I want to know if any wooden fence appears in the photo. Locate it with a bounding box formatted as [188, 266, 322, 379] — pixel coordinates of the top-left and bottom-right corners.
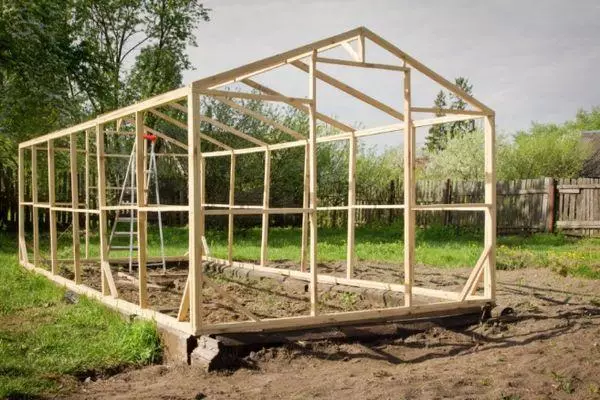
[2, 171, 600, 236]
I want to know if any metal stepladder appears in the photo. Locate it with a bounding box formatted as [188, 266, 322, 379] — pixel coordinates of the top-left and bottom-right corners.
[108, 132, 167, 273]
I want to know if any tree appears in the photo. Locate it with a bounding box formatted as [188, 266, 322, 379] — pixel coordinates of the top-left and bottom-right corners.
[425, 77, 476, 152]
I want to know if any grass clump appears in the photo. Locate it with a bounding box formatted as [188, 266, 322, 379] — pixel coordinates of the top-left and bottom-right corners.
[0, 233, 162, 398]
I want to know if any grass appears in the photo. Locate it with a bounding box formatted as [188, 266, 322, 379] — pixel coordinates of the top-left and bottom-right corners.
[34, 222, 600, 279]
[0, 233, 162, 398]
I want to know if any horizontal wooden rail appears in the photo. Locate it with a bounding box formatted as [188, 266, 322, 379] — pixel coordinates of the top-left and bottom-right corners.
[316, 57, 408, 72]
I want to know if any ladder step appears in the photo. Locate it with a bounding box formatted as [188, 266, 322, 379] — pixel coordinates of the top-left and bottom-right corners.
[116, 217, 137, 222]
[110, 245, 138, 250]
[146, 262, 166, 267]
[114, 231, 137, 236]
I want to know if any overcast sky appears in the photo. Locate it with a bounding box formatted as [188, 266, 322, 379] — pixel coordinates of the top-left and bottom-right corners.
[182, 0, 600, 146]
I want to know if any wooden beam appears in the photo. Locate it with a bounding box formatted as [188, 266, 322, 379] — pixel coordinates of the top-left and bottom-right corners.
[410, 107, 488, 116]
[316, 57, 408, 72]
[413, 114, 483, 128]
[341, 41, 361, 62]
[300, 145, 309, 272]
[143, 126, 188, 150]
[362, 27, 494, 114]
[241, 78, 354, 132]
[228, 154, 236, 265]
[31, 148, 39, 268]
[190, 27, 363, 90]
[198, 115, 267, 147]
[484, 115, 497, 300]
[96, 124, 118, 297]
[47, 140, 58, 275]
[84, 129, 91, 259]
[357, 34, 365, 62]
[18, 148, 27, 264]
[459, 247, 490, 301]
[291, 60, 404, 121]
[346, 131, 357, 279]
[188, 88, 204, 333]
[308, 50, 319, 317]
[218, 97, 306, 140]
[197, 89, 312, 105]
[260, 150, 271, 267]
[403, 70, 414, 307]
[136, 111, 148, 308]
[69, 133, 81, 284]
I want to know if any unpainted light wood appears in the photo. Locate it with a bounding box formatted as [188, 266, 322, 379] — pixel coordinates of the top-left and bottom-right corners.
[308, 50, 319, 316]
[316, 57, 408, 72]
[484, 115, 497, 300]
[18, 148, 27, 263]
[84, 129, 91, 258]
[69, 133, 81, 283]
[346, 131, 357, 279]
[260, 150, 271, 267]
[300, 145, 309, 272]
[136, 111, 149, 308]
[31, 148, 39, 267]
[403, 70, 414, 307]
[47, 140, 58, 275]
[228, 154, 236, 265]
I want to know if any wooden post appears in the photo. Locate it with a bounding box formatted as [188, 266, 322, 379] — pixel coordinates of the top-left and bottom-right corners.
[358, 34, 365, 62]
[346, 132, 357, 279]
[18, 148, 26, 263]
[484, 114, 496, 300]
[308, 50, 319, 316]
[136, 111, 148, 307]
[403, 69, 414, 307]
[228, 153, 235, 265]
[84, 129, 90, 258]
[545, 177, 555, 233]
[47, 140, 58, 275]
[443, 178, 452, 226]
[70, 133, 81, 283]
[96, 123, 117, 297]
[188, 88, 204, 333]
[300, 145, 309, 272]
[260, 150, 271, 266]
[31, 148, 39, 267]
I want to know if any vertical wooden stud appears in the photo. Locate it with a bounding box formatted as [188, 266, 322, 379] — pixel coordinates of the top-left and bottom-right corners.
[31, 148, 39, 267]
[188, 88, 204, 333]
[300, 145, 309, 272]
[18, 147, 27, 263]
[260, 149, 271, 267]
[484, 114, 497, 300]
[70, 132, 81, 283]
[358, 34, 365, 62]
[546, 177, 555, 233]
[228, 153, 235, 265]
[96, 123, 117, 297]
[308, 49, 319, 316]
[403, 69, 414, 307]
[346, 132, 357, 279]
[136, 111, 148, 307]
[47, 140, 58, 275]
[84, 129, 90, 259]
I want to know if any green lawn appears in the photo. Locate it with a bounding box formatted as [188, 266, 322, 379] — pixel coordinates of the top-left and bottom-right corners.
[52, 224, 600, 279]
[0, 234, 162, 398]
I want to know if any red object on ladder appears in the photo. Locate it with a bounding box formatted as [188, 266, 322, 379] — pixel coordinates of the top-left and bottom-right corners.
[143, 133, 157, 142]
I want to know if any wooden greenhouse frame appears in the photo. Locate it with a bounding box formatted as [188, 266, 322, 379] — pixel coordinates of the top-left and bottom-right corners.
[18, 27, 496, 337]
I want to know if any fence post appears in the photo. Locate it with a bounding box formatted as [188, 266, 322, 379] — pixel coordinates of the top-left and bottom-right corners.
[443, 178, 452, 226]
[545, 177, 556, 233]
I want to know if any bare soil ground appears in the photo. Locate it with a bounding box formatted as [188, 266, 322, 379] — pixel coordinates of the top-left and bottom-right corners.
[66, 265, 600, 400]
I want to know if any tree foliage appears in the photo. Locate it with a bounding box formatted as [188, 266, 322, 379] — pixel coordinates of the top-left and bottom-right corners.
[425, 77, 477, 153]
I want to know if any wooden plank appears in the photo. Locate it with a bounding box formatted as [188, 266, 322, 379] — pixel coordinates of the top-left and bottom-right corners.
[459, 247, 490, 300]
[342, 40, 361, 61]
[188, 88, 204, 333]
[217, 98, 305, 140]
[31, 148, 39, 267]
[69, 133, 81, 283]
[558, 183, 600, 189]
[316, 57, 408, 72]
[291, 60, 404, 121]
[197, 115, 267, 147]
[84, 130, 91, 259]
[197, 89, 312, 105]
[47, 140, 58, 275]
[362, 27, 494, 114]
[18, 148, 27, 264]
[228, 154, 236, 265]
[410, 107, 487, 116]
[556, 220, 600, 229]
[413, 114, 482, 128]
[242, 78, 354, 133]
[144, 126, 188, 150]
[300, 145, 309, 272]
[260, 150, 271, 267]
[190, 27, 362, 90]
[346, 131, 357, 279]
[403, 69, 414, 307]
[136, 111, 148, 308]
[308, 50, 319, 317]
[483, 115, 496, 300]
[96, 124, 118, 297]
